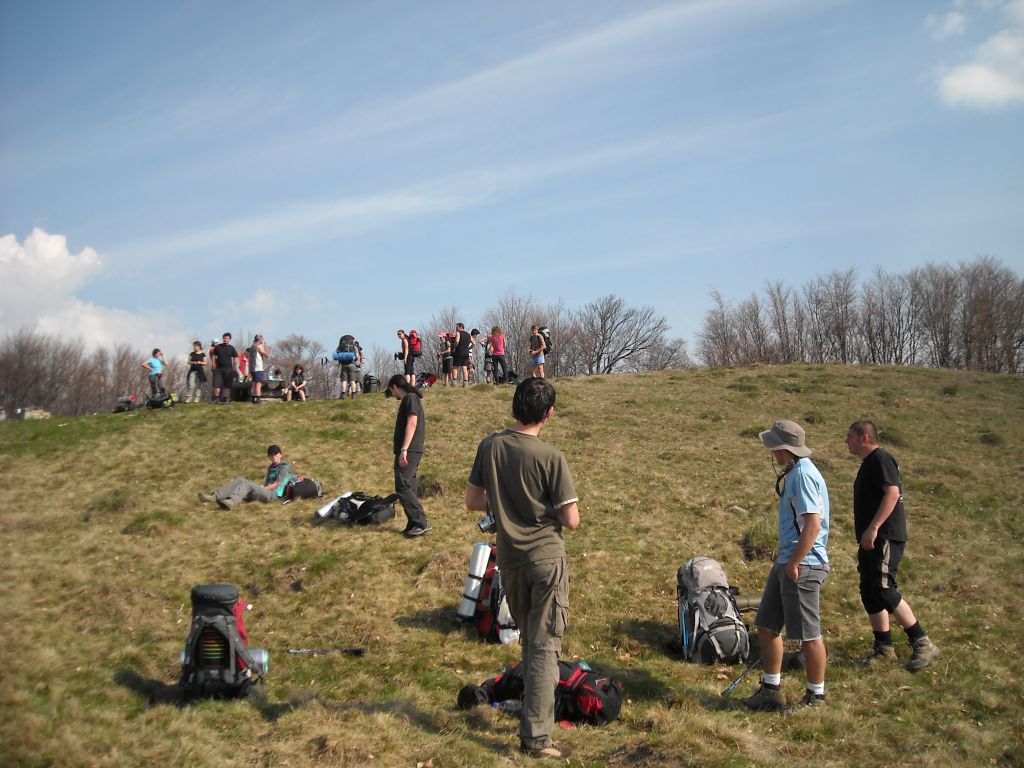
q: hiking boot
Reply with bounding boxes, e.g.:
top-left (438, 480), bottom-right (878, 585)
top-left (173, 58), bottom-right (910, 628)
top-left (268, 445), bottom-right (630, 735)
top-left (907, 636), bottom-right (940, 671)
top-left (859, 643), bottom-right (897, 668)
top-left (792, 689), bottom-right (826, 710)
top-left (741, 681), bottom-right (786, 712)
top-left (404, 523), bottom-right (432, 537)
top-left (197, 492), bottom-right (215, 503)
top-left (520, 742), bottom-right (572, 760)
top-left (217, 498), bottom-right (237, 510)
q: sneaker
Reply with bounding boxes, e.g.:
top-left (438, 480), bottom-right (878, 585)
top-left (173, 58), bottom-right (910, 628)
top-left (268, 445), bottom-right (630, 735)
top-left (907, 636), bottom-right (940, 671)
top-left (741, 681), bottom-right (786, 712)
top-left (217, 498), bottom-right (237, 510)
top-left (520, 742), bottom-right (572, 760)
top-left (197, 492), bottom-right (216, 503)
top-left (404, 523), bottom-right (432, 537)
top-left (793, 689), bottom-right (826, 710)
top-left (859, 642), bottom-right (897, 668)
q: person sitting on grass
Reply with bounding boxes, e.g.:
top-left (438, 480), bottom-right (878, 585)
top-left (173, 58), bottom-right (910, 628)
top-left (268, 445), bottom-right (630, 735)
top-left (198, 445), bottom-right (292, 510)
top-left (285, 365), bottom-right (307, 401)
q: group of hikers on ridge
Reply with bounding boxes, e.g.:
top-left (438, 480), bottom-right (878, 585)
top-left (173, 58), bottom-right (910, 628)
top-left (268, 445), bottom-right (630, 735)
top-left (194, 367), bottom-right (941, 759)
top-left (395, 324), bottom-right (551, 388)
top-left (145, 323), bottom-right (554, 404)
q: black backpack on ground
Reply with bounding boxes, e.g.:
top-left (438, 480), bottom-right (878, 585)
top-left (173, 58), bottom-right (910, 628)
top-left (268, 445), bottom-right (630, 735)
top-left (458, 660), bottom-right (622, 725)
top-left (676, 557), bottom-right (750, 664)
top-left (146, 393), bottom-right (177, 409)
top-left (179, 584), bottom-right (266, 701)
top-left (283, 476), bottom-right (324, 501)
top-left (317, 492), bottom-right (398, 525)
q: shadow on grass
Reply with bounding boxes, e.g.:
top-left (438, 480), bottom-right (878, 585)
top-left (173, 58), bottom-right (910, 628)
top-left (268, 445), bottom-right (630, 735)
top-left (612, 619), bottom-right (680, 660)
top-left (251, 690), bottom-right (509, 753)
top-left (395, 604), bottom-right (464, 635)
top-left (114, 668), bottom-right (184, 707)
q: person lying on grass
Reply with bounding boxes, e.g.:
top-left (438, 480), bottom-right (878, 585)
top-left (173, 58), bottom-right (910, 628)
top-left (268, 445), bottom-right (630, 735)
top-left (197, 444), bottom-right (291, 510)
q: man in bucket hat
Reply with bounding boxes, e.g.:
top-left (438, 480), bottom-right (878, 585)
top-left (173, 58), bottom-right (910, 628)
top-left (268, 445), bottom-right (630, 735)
top-left (742, 420), bottom-right (831, 712)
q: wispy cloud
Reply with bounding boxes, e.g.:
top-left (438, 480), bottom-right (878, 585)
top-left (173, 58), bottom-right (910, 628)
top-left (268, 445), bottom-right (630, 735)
top-left (276, 0), bottom-right (809, 152)
top-left (926, 10), bottom-right (968, 40)
top-left (112, 119), bottom-right (756, 262)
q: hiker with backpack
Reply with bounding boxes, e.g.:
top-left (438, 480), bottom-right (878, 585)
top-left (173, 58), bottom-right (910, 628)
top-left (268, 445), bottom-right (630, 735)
top-left (197, 444), bottom-right (292, 510)
top-left (334, 335), bottom-right (362, 398)
top-left (742, 420), bottom-right (831, 712)
top-left (396, 329), bottom-right (419, 385)
top-left (845, 420), bottom-right (940, 671)
top-left (386, 375), bottom-right (431, 537)
top-left (528, 326), bottom-right (546, 379)
top-left (465, 377), bottom-right (580, 760)
top-left (248, 335), bottom-right (269, 405)
top-left (142, 349), bottom-right (167, 396)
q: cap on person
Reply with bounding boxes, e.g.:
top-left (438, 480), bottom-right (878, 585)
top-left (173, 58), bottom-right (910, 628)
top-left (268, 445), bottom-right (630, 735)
top-left (759, 420), bottom-right (812, 457)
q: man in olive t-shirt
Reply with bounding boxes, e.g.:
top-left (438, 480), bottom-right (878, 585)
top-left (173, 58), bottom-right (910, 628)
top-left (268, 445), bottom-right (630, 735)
top-left (466, 377), bottom-right (579, 760)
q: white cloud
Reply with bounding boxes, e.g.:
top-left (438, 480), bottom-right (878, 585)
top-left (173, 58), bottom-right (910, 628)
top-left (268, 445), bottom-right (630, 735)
top-left (926, 10), bottom-right (968, 40)
top-left (0, 228), bottom-right (190, 354)
top-left (937, 2), bottom-right (1024, 108)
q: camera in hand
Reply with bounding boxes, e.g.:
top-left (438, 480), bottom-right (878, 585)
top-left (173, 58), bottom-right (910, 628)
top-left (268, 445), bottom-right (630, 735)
top-left (478, 514), bottom-right (496, 534)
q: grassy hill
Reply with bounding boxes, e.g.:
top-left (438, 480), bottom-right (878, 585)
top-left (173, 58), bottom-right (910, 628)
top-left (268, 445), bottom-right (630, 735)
top-left (1, 365), bottom-right (1022, 768)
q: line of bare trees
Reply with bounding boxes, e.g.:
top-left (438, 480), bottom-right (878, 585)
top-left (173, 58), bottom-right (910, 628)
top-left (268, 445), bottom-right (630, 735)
top-left (695, 257), bottom-right (1024, 373)
top-left (0, 292), bottom-right (687, 417)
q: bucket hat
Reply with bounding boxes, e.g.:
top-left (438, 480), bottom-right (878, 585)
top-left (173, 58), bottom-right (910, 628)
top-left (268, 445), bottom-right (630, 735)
top-left (759, 420), bottom-right (812, 457)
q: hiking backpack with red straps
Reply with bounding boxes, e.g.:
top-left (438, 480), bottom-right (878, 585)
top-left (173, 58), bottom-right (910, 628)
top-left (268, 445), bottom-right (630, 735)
top-left (457, 660), bottom-right (623, 724)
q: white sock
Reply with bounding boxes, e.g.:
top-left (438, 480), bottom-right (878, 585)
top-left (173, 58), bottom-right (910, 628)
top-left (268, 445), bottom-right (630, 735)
top-left (807, 681), bottom-right (825, 696)
top-left (763, 673), bottom-right (782, 687)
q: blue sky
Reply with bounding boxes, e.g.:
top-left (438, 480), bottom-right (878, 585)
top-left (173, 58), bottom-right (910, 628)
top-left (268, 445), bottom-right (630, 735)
top-left (2, 0), bottom-right (1022, 361)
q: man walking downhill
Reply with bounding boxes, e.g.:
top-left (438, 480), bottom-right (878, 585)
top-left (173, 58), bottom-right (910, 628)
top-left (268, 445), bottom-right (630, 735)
top-left (743, 420), bottom-right (831, 711)
top-left (846, 420), bottom-right (940, 671)
top-left (466, 377), bottom-right (579, 759)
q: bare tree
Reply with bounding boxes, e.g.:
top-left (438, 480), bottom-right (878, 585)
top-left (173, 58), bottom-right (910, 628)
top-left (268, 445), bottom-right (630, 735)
top-left (861, 267), bottom-right (918, 366)
top-left (733, 294), bottom-right (772, 365)
top-left (367, 343), bottom-right (399, 387)
top-left (911, 264), bottom-right (961, 369)
top-left (627, 337), bottom-right (692, 371)
top-left (571, 294), bottom-right (670, 374)
top-left (696, 291), bottom-right (738, 367)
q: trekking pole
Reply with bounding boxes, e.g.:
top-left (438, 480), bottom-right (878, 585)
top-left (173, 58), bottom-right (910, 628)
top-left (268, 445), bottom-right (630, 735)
top-left (286, 647), bottom-right (365, 657)
top-left (721, 658), bottom-right (760, 698)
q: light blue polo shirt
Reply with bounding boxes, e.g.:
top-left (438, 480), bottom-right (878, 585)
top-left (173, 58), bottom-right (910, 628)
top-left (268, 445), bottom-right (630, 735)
top-left (777, 457), bottom-right (830, 565)
top-left (147, 356), bottom-right (164, 375)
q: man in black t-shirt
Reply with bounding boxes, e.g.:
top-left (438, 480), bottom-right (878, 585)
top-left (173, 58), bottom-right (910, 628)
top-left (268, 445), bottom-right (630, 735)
top-left (452, 322), bottom-right (472, 387)
top-left (211, 332), bottom-right (239, 404)
top-left (387, 375), bottom-right (430, 537)
top-left (846, 420), bottom-right (940, 671)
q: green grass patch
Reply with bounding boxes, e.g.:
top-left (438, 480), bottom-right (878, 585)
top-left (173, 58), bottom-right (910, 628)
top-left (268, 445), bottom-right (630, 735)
top-left (1, 365), bottom-right (1022, 767)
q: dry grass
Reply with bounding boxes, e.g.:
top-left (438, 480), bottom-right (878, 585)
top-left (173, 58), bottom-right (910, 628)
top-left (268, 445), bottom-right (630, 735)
top-left (1, 365), bottom-right (1023, 767)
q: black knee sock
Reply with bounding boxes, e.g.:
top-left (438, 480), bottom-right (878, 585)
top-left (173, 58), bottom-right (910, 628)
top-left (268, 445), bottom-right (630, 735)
top-left (905, 621), bottom-right (926, 642)
top-left (873, 630), bottom-right (893, 646)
